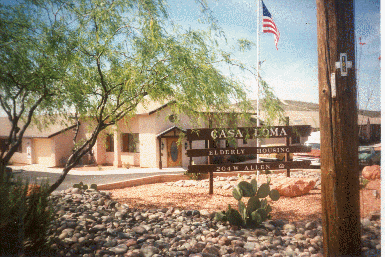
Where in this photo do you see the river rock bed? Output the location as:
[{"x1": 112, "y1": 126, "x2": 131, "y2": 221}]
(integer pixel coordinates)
[{"x1": 47, "y1": 187, "x2": 381, "y2": 257}]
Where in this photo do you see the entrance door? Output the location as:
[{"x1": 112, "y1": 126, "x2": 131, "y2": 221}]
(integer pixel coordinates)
[{"x1": 167, "y1": 138, "x2": 182, "y2": 167}]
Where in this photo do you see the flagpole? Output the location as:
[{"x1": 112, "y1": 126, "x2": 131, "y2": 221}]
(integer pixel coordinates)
[{"x1": 256, "y1": 0, "x2": 260, "y2": 178}]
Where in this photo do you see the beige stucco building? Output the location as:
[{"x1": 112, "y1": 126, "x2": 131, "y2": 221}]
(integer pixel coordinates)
[
  {"x1": 1, "y1": 99, "x2": 380, "y2": 168},
  {"x1": 0, "y1": 119, "x2": 76, "y2": 167}
]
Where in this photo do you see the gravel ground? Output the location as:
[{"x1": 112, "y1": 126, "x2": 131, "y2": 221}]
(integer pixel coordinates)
[{"x1": 46, "y1": 185, "x2": 381, "y2": 257}]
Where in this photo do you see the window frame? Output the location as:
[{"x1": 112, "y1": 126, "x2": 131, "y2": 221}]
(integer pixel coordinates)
[{"x1": 122, "y1": 133, "x2": 139, "y2": 153}]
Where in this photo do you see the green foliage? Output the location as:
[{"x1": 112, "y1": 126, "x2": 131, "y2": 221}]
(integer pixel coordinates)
[
  {"x1": 73, "y1": 181, "x2": 97, "y2": 190},
  {"x1": 227, "y1": 155, "x2": 247, "y2": 163},
  {"x1": 237, "y1": 38, "x2": 256, "y2": 52},
  {"x1": 359, "y1": 177, "x2": 369, "y2": 189},
  {"x1": 0, "y1": 0, "x2": 77, "y2": 164},
  {"x1": 214, "y1": 178, "x2": 280, "y2": 228},
  {"x1": 232, "y1": 186, "x2": 242, "y2": 201},
  {"x1": 256, "y1": 183, "x2": 270, "y2": 198},
  {"x1": 259, "y1": 79, "x2": 287, "y2": 126},
  {"x1": 0, "y1": 174, "x2": 55, "y2": 256},
  {"x1": 238, "y1": 180, "x2": 255, "y2": 197},
  {"x1": 190, "y1": 173, "x2": 203, "y2": 180},
  {"x1": 225, "y1": 204, "x2": 244, "y2": 227},
  {"x1": 1, "y1": 0, "x2": 285, "y2": 194}
]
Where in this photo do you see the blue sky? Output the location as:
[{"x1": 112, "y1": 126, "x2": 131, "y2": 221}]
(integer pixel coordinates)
[
  {"x1": 0, "y1": 0, "x2": 381, "y2": 112},
  {"x1": 168, "y1": 0, "x2": 381, "y2": 111}
]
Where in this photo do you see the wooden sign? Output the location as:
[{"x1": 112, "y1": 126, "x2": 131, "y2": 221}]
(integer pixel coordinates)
[
  {"x1": 186, "y1": 125, "x2": 311, "y2": 141},
  {"x1": 186, "y1": 124, "x2": 313, "y2": 195},
  {"x1": 188, "y1": 160, "x2": 311, "y2": 173},
  {"x1": 187, "y1": 145, "x2": 311, "y2": 157}
]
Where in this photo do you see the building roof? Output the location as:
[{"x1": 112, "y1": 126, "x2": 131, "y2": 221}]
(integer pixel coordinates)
[
  {"x1": 136, "y1": 97, "x2": 256, "y2": 115},
  {"x1": 0, "y1": 116, "x2": 76, "y2": 138},
  {"x1": 135, "y1": 98, "x2": 171, "y2": 115},
  {"x1": 156, "y1": 126, "x2": 186, "y2": 138}
]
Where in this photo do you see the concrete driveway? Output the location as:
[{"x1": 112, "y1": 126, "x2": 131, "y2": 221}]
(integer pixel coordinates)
[{"x1": 8, "y1": 165, "x2": 186, "y2": 192}]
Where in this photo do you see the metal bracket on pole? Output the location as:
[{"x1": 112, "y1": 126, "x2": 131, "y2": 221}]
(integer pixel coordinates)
[{"x1": 335, "y1": 53, "x2": 352, "y2": 76}]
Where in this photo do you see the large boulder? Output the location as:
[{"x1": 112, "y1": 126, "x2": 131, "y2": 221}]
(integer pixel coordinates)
[
  {"x1": 272, "y1": 177, "x2": 316, "y2": 197},
  {"x1": 362, "y1": 165, "x2": 381, "y2": 180}
]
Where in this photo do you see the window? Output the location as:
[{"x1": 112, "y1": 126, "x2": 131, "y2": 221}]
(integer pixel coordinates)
[
  {"x1": 122, "y1": 133, "x2": 139, "y2": 153},
  {"x1": 168, "y1": 114, "x2": 177, "y2": 123},
  {"x1": 17, "y1": 140, "x2": 22, "y2": 153},
  {"x1": 106, "y1": 134, "x2": 114, "y2": 152}
]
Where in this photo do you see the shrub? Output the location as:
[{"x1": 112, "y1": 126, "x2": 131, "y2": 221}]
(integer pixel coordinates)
[
  {"x1": 360, "y1": 177, "x2": 369, "y2": 189},
  {"x1": 73, "y1": 181, "x2": 98, "y2": 190},
  {"x1": 214, "y1": 177, "x2": 280, "y2": 228},
  {"x1": 184, "y1": 171, "x2": 204, "y2": 180},
  {"x1": 245, "y1": 154, "x2": 257, "y2": 160},
  {"x1": 0, "y1": 173, "x2": 55, "y2": 256},
  {"x1": 212, "y1": 156, "x2": 224, "y2": 164},
  {"x1": 227, "y1": 155, "x2": 247, "y2": 163}
]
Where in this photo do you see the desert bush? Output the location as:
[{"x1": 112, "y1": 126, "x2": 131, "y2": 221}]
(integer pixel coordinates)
[
  {"x1": 73, "y1": 181, "x2": 98, "y2": 190},
  {"x1": 227, "y1": 155, "x2": 247, "y2": 163},
  {"x1": 212, "y1": 156, "x2": 224, "y2": 164},
  {"x1": 183, "y1": 171, "x2": 204, "y2": 180},
  {"x1": 214, "y1": 177, "x2": 280, "y2": 228},
  {"x1": 0, "y1": 174, "x2": 55, "y2": 256},
  {"x1": 360, "y1": 177, "x2": 370, "y2": 189}
]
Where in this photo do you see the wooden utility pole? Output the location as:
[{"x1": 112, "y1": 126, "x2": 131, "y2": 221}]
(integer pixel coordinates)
[
  {"x1": 317, "y1": 0, "x2": 361, "y2": 256},
  {"x1": 285, "y1": 117, "x2": 290, "y2": 177}
]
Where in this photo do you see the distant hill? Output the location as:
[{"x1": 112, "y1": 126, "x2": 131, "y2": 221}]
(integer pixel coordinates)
[{"x1": 248, "y1": 99, "x2": 381, "y2": 118}]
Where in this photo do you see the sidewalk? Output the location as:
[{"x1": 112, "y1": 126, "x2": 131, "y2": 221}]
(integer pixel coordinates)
[{"x1": 9, "y1": 164, "x2": 186, "y2": 176}]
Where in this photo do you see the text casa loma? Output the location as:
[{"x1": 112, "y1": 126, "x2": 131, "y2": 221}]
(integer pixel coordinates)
[{"x1": 210, "y1": 127, "x2": 288, "y2": 140}]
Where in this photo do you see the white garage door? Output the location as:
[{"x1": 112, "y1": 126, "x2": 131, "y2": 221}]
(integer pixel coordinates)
[{"x1": 34, "y1": 139, "x2": 55, "y2": 166}]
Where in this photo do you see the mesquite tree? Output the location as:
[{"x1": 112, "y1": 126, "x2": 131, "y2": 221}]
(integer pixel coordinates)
[
  {"x1": 47, "y1": 0, "x2": 258, "y2": 193},
  {"x1": 0, "y1": 0, "x2": 76, "y2": 178},
  {"x1": 0, "y1": 0, "x2": 283, "y2": 193}
]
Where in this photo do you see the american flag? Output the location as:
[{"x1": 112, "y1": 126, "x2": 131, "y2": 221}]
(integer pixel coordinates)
[{"x1": 262, "y1": 1, "x2": 280, "y2": 50}]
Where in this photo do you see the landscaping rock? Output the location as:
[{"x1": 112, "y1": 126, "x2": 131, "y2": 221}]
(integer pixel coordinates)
[
  {"x1": 362, "y1": 165, "x2": 381, "y2": 180},
  {"x1": 45, "y1": 171, "x2": 380, "y2": 257},
  {"x1": 273, "y1": 177, "x2": 316, "y2": 197}
]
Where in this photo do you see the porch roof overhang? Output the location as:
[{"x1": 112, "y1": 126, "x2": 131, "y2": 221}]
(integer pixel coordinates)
[{"x1": 156, "y1": 126, "x2": 186, "y2": 138}]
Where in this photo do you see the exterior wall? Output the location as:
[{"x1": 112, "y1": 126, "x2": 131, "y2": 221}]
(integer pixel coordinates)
[
  {"x1": 87, "y1": 118, "x2": 143, "y2": 167},
  {"x1": 121, "y1": 153, "x2": 140, "y2": 167},
  {"x1": 94, "y1": 133, "x2": 106, "y2": 165},
  {"x1": 137, "y1": 109, "x2": 169, "y2": 168},
  {"x1": 117, "y1": 118, "x2": 140, "y2": 167},
  {"x1": 9, "y1": 138, "x2": 30, "y2": 165},
  {"x1": 53, "y1": 130, "x2": 75, "y2": 167},
  {"x1": 104, "y1": 152, "x2": 114, "y2": 165},
  {"x1": 150, "y1": 107, "x2": 209, "y2": 168}
]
